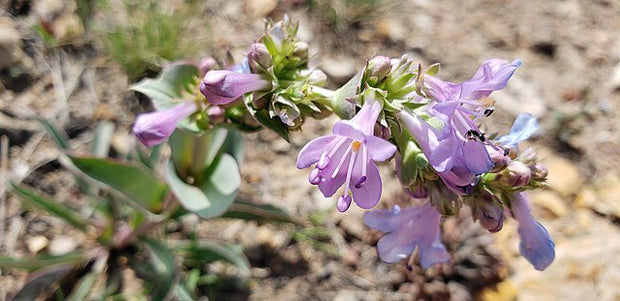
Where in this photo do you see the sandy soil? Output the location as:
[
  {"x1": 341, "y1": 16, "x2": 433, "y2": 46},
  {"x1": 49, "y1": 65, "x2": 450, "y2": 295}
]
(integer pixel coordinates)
[{"x1": 1, "y1": 0, "x2": 619, "y2": 300}]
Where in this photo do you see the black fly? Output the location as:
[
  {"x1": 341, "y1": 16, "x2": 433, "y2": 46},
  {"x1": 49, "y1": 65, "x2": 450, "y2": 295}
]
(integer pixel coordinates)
[{"x1": 484, "y1": 107, "x2": 494, "y2": 117}]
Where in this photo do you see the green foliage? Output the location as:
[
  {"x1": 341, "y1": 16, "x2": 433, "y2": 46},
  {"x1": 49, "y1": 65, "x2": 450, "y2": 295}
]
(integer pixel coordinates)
[
  {"x1": 69, "y1": 156, "x2": 170, "y2": 213},
  {"x1": 100, "y1": 1, "x2": 195, "y2": 81}
]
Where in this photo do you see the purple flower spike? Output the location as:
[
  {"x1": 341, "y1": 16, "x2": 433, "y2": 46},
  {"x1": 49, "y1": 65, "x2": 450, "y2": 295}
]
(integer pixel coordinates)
[
  {"x1": 364, "y1": 203, "x2": 449, "y2": 268},
  {"x1": 511, "y1": 192, "x2": 555, "y2": 271},
  {"x1": 133, "y1": 102, "x2": 197, "y2": 147},
  {"x1": 297, "y1": 90, "x2": 396, "y2": 210},
  {"x1": 200, "y1": 70, "x2": 271, "y2": 105}
]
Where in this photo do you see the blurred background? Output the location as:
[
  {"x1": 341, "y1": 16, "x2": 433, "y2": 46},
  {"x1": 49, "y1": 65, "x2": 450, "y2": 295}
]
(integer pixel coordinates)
[{"x1": 0, "y1": 0, "x2": 618, "y2": 300}]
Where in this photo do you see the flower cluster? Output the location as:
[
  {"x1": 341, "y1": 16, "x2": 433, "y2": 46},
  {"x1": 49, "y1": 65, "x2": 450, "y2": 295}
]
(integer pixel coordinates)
[{"x1": 130, "y1": 17, "x2": 555, "y2": 272}]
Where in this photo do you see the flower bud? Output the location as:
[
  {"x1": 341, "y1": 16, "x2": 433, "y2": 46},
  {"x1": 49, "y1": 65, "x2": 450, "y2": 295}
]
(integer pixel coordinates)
[
  {"x1": 133, "y1": 102, "x2": 197, "y2": 147},
  {"x1": 429, "y1": 182, "x2": 462, "y2": 216},
  {"x1": 405, "y1": 184, "x2": 428, "y2": 198},
  {"x1": 200, "y1": 70, "x2": 271, "y2": 105},
  {"x1": 300, "y1": 69, "x2": 327, "y2": 86},
  {"x1": 474, "y1": 193, "x2": 505, "y2": 233},
  {"x1": 248, "y1": 43, "x2": 272, "y2": 72},
  {"x1": 207, "y1": 105, "x2": 226, "y2": 124},
  {"x1": 367, "y1": 55, "x2": 392, "y2": 84},
  {"x1": 373, "y1": 122, "x2": 391, "y2": 141},
  {"x1": 529, "y1": 163, "x2": 548, "y2": 181},
  {"x1": 499, "y1": 161, "x2": 531, "y2": 187},
  {"x1": 293, "y1": 42, "x2": 308, "y2": 60},
  {"x1": 199, "y1": 57, "x2": 217, "y2": 76},
  {"x1": 488, "y1": 146, "x2": 510, "y2": 172}
]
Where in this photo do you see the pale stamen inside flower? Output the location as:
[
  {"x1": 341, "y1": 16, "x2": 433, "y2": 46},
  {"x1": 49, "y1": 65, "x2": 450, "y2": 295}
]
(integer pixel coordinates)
[
  {"x1": 342, "y1": 150, "x2": 357, "y2": 198},
  {"x1": 355, "y1": 145, "x2": 368, "y2": 188},
  {"x1": 331, "y1": 142, "x2": 353, "y2": 178}
]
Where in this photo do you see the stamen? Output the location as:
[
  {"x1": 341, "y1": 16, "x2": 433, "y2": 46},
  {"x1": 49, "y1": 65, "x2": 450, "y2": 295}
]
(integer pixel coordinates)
[
  {"x1": 309, "y1": 168, "x2": 321, "y2": 184},
  {"x1": 327, "y1": 137, "x2": 347, "y2": 157},
  {"x1": 343, "y1": 150, "x2": 358, "y2": 196},
  {"x1": 331, "y1": 143, "x2": 353, "y2": 178},
  {"x1": 317, "y1": 152, "x2": 329, "y2": 169},
  {"x1": 351, "y1": 140, "x2": 362, "y2": 152},
  {"x1": 337, "y1": 195, "x2": 352, "y2": 212},
  {"x1": 354, "y1": 146, "x2": 368, "y2": 188}
]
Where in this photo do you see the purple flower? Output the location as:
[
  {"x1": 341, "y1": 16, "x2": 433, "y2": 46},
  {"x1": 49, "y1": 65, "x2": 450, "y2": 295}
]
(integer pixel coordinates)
[
  {"x1": 398, "y1": 110, "x2": 477, "y2": 194},
  {"x1": 200, "y1": 70, "x2": 271, "y2": 105},
  {"x1": 511, "y1": 192, "x2": 555, "y2": 271},
  {"x1": 398, "y1": 59, "x2": 521, "y2": 191},
  {"x1": 133, "y1": 102, "x2": 197, "y2": 147},
  {"x1": 363, "y1": 202, "x2": 449, "y2": 268},
  {"x1": 296, "y1": 90, "x2": 396, "y2": 211}
]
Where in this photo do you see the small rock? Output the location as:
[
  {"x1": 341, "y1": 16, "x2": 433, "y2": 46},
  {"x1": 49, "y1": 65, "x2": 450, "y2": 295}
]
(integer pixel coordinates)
[
  {"x1": 33, "y1": 0, "x2": 65, "y2": 20},
  {"x1": 333, "y1": 290, "x2": 359, "y2": 301},
  {"x1": 49, "y1": 235, "x2": 78, "y2": 255},
  {"x1": 544, "y1": 155, "x2": 583, "y2": 196},
  {"x1": 27, "y1": 236, "x2": 49, "y2": 254},
  {"x1": 245, "y1": 0, "x2": 278, "y2": 17},
  {"x1": 479, "y1": 281, "x2": 517, "y2": 301},
  {"x1": 271, "y1": 139, "x2": 290, "y2": 153},
  {"x1": 53, "y1": 13, "x2": 84, "y2": 44},
  {"x1": 375, "y1": 18, "x2": 407, "y2": 42},
  {"x1": 591, "y1": 173, "x2": 620, "y2": 218},
  {"x1": 0, "y1": 17, "x2": 23, "y2": 69},
  {"x1": 321, "y1": 57, "x2": 358, "y2": 84},
  {"x1": 529, "y1": 190, "x2": 568, "y2": 218}
]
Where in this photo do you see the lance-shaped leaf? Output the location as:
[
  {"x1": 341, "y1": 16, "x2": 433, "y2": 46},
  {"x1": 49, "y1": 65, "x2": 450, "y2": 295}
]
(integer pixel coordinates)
[
  {"x1": 137, "y1": 238, "x2": 177, "y2": 301},
  {"x1": 69, "y1": 156, "x2": 170, "y2": 213},
  {"x1": 0, "y1": 253, "x2": 85, "y2": 271},
  {"x1": 11, "y1": 264, "x2": 75, "y2": 301},
  {"x1": 9, "y1": 183, "x2": 89, "y2": 230},
  {"x1": 179, "y1": 240, "x2": 250, "y2": 277},
  {"x1": 221, "y1": 201, "x2": 299, "y2": 225}
]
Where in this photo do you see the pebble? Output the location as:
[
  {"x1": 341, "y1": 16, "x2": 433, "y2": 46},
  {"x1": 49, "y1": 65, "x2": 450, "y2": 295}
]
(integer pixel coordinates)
[
  {"x1": 320, "y1": 57, "x2": 358, "y2": 84},
  {"x1": 375, "y1": 19, "x2": 407, "y2": 43},
  {"x1": 245, "y1": 0, "x2": 278, "y2": 18},
  {"x1": 0, "y1": 17, "x2": 23, "y2": 69},
  {"x1": 26, "y1": 235, "x2": 49, "y2": 254},
  {"x1": 53, "y1": 13, "x2": 84, "y2": 43},
  {"x1": 48, "y1": 235, "x2": 78, "y2": 255}
]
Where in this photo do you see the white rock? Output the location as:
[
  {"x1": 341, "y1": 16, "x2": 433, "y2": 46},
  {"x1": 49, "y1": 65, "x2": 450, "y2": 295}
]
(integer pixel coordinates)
[
  {"x1": 27, "y1": 236, "x2": 49, "y2": 254},
  {"x1": 49, "y1": 235, "x2": 78, "y2": 255}
]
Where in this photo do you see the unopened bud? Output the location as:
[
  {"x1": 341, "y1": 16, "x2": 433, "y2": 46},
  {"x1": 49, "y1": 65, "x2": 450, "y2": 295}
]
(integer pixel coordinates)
[
  {"x1": 405, "y1": 184, "x2": 428, "y2": 198},
  {"x1": 475, "y1": 193, "x2": 505, "y2": 233},
  {"x1": 529, "y1": 163, "x2": 548, "y2": 180},
  {"x1": 301, "y1": 69, "x2": 327, "y2": 86},
  {"x1": 367, "y1": 55, "x2": 392, "y2": 83},
  {"x1": 429, "y1": 182, "x2": 462, "y2": 216},
  {"x1": 293, "y1": 42, "x2": 309, "y2": 60},
  {"x1": 374, "y1": 122, "x2": 391, "y2": 141},
  {"x1": 500, "y1": 161, "x2": 531, "y2": 187},
  {"x1": 199, "y1": 57, "x2": 217, "y2": 76},
  {"x1": 248, "y1": 43, "x2": 272, "y2": 72},
  {"x1": 489, "y1": 147, "x2": 510, "y2": 172},
  {"x1": 207, "y1": 106, "x2": 226, "y2": 124}
]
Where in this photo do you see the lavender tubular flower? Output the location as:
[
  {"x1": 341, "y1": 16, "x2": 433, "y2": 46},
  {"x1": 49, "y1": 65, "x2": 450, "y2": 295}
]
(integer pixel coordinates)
[
  {"x1": 200, "y1": 70, "x2": 271, "y2": 105},
  {"x1": 398, "y1": 110, "x2": 479, "y2": 192},
  {"x1": 296, "y1": 89, "x2": 396, "y2": 211},
  {"x1": 497, "y1": 113, "x2": 538, "y2": 149},
  {"x1": 363, "y1": 202, "x2": 449, "y2": 268},
  {"x1": 133, "y1": 102, "x2": 197, "y2": 147},
  {"x1": 511, "y1": 192, "x2": 555, "y2": 271}
]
